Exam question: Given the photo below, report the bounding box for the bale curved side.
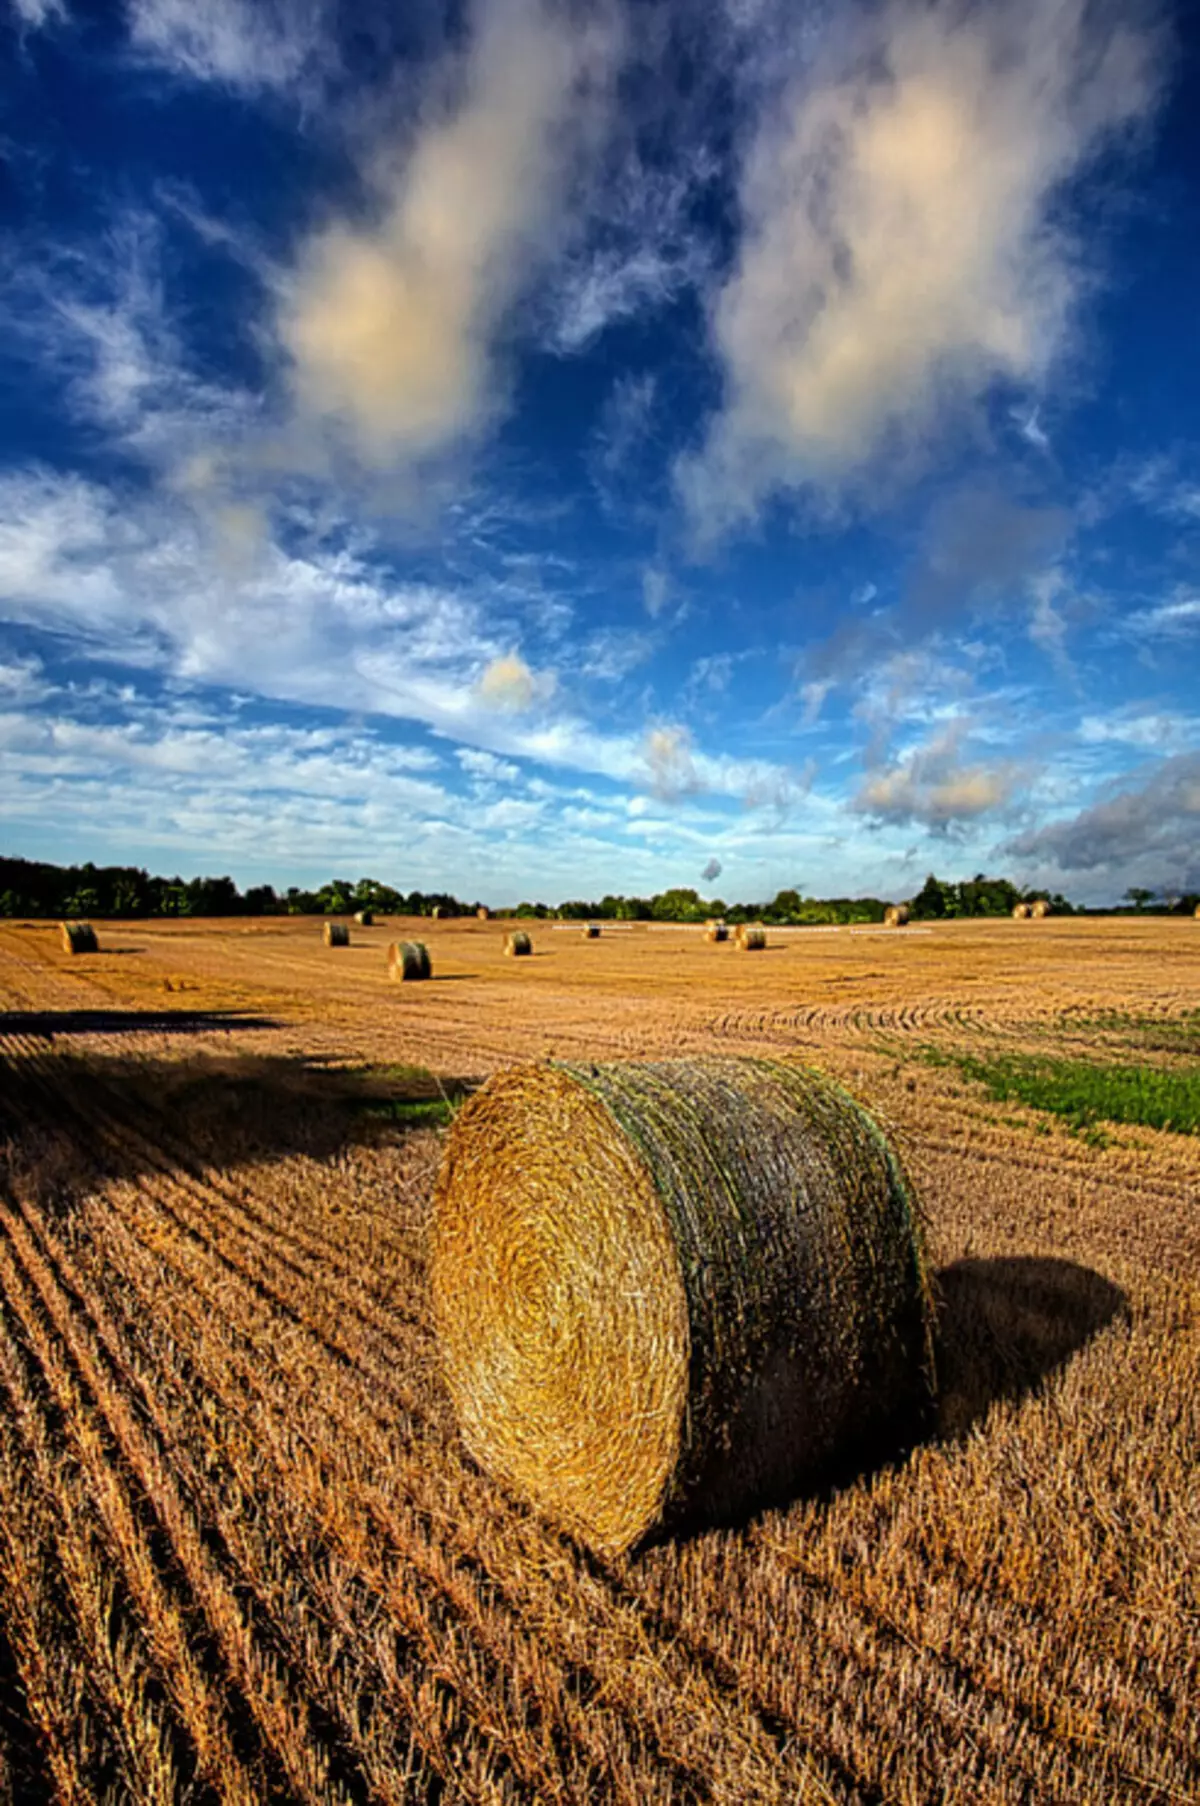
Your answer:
[323,921,350,947]
[1030,899,1051,919]
[583,923,600,939]
[388,940,429,981]
[504,931,532,957]
[1012,902,1033,920]
[431,1057,934,1556]
[60,921,99,954]
[884,904,910,927]
[704,921,729,943]
[354,909,374,926]
[1195,903,1200,921]
[739,926,766,950]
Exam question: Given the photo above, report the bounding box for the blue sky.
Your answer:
[1,0,1198,906]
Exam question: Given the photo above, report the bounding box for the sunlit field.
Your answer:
[1,914,1197,1803]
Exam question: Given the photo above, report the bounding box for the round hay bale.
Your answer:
[883,904,910,928]
[60,921,98,954]
[1194,903,1200,921]
[1012,902,1033,920]
[504,930,532,957]
[388,940,430,981]
[704,920,729,943]
[431,1057,933,1556]
[323,921,350,947]
[477,906,489,920]
[354,909,374,927]
[739,925,766,950]
[583,922,600,939]
[431,906,443,920]
[1030,899,1051,919]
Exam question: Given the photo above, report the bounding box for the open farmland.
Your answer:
[0,914,1197,1804]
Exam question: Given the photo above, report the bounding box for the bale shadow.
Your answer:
[933,1254,1128,1442]
[0,1045,478,1214]
[2,1009,279,1038]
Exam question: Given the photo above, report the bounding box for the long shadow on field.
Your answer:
[0,1046,477,1210]
[1,1008,278,1037]
[932,1254,1127,1443]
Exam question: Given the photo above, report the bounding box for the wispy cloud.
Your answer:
[854,721,1020,831]
[680,0,1165,535]
[127,0,332,96]
[279,0,622,467]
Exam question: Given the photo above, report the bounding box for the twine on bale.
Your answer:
[60,921,98,954]
[883,904,910,927]
[431,1057,934,1557]
[388,941,430,981]
[324,922,350,947]
[504,930,532,957]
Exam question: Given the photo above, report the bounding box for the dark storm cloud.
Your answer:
[1003,752,1200,888]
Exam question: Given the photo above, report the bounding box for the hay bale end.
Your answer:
[1012,902,1033,920]
[704,920,729,943]
[323,921,350,947]
[583,922,600,939]
[354,909,374,926]
[738,924,766,950]
[431,1057,934,1557]
[883,904,910,928]
[504,930,532,957]
[1030,899,1051,919]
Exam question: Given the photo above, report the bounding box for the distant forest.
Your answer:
[1,855,1195,925]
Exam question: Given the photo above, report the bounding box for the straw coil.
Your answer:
[583,922,601,939]
[477,906,489,920]
[60,921,99,954]
[504,930,532,957]
[431,1056,934,1556]
[704,920,729,943]
[1012,902,1033,920]
[323,921,350,947]
[1030,899,1051,919]
[883,904,910,927]
[739,926,766,950]
[388,940,430,981]
[354,909,374,926]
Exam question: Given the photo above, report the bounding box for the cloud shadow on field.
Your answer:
[0,1045,478,1212]
[2,1009,279,1038]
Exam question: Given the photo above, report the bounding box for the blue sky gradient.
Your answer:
[2,0,1198,904]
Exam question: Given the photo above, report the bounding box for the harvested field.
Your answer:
[0,913,1197,1803]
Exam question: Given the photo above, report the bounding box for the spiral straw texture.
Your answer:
[59,921,98,954]
[431,1058,934,1556]
[388,940,430,981]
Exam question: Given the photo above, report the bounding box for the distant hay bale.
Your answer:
[1195,903,1200,921]
[1012,902,1033,920]
[504,930,532,957]
[388,940,430,981]
[354,909,374,926]
[60,921,98,954]
[431,906,443,919]
[477,906,489,920]
[431,1057,934,1556]
[738,926,766,950]
[1030,899,1052,919]
[704,920,729,943]
[583,922,600,939]
[883,904,910,928]
[323,921,350,947]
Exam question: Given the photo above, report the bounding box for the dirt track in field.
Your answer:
[0,915,1197,1803]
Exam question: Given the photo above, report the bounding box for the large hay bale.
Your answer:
[1012,902,1033,920]
[739,925,766,950]
[432,1058,933,1556]
[388,940,430,981]
[883,904,910,927]
[704,920,729,943]
[504,930,532,957]
[324,921,350,947]
[583,922,600,939]
[354,909,374,926]
[1030,899,1051,919]
[60,921,98,954]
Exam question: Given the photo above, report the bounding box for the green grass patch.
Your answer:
[1054,1009,1200,1057]
[920,1046,1200,1138]
[358,1096,456,1128]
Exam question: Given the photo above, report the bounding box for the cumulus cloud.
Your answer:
[280,0,620,465]
[854,723,1019,830]
[1003,752,1200,890]
[127,0,331,94]
[681,0,1164,534]
[642,724,700,799]
[701,855,722,881]
[474,652,554,713]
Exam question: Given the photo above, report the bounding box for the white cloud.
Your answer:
[11,0,67,28]
[455,746,520,784]
[854,722,1020,830]
[280,0,621,465]
[681,0,1164,534]
[127,0,330,95]
[1122,593,1200,641]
